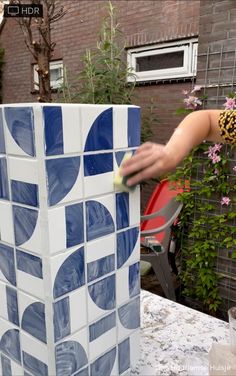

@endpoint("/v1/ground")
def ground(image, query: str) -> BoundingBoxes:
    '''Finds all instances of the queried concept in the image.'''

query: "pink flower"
[233,166,236,172]
[191,85,202,93]
[212,155,221,164]
[184,96,202,110]
[214,169,219,175]
[223,97,236,110]
[221,197,231,206]
[212,144,223,153]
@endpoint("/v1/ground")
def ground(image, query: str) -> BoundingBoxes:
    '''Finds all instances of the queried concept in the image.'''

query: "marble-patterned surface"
[132,290,230,376]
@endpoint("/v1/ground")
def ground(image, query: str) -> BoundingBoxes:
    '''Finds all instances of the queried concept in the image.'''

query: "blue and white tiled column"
[0,103,141,376]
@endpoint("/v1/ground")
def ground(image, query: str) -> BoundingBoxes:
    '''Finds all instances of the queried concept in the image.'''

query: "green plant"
[168,89,236,314]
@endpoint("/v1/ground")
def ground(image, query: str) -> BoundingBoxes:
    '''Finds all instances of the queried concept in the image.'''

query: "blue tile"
[117,227,139,268]
[129,262,140,298]
[89,312,116,342]
[115,151,126,167]
[46,156,81,206]
[53,247,85,299]
[1,354,11,376]
[118,296,140,330]
[87,254,115,283]
[86,200,115,241]
[74,367,89,376]
[4,107,35,156]
[84,108,113,151]
[53,297,70,342]
[116,192,129,230]
[13,206,38,247]
[0,109,5,153]
[23,351,48,376]
[21,302,46,343]
[55,340,88,376]
[0,328,21,364]
[11,180,38,207]
[66,203,84,248]
[118,338,130,374]
[128,108,140,147]
[84,153,113,176]
[43,106,63,156]
[16,250,42,279]
[0,243,16,286]
[90,347,116,376]
[88,274,116,310]
[0,157,9,200]
[6,286,19,326]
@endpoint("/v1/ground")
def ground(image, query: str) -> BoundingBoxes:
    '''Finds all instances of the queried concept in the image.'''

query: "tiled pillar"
[0,104,141,376]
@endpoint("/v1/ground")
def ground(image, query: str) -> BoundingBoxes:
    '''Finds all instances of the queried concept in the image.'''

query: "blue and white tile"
[0,282,19,326]
[117,263,141,307]
[16,250,44,299]
[0,157,9,200]
[118,337,130,375]
[21,331,48,376]
[46,156,83,206]
[18,292,46,344]
[53,287,87,343]
[85,195,115,242]
[87,274,116,322]
[51,245,85,299]
[0,319,21,364]
[0,201,14,244]
[0,354,24,376]
[90,346,118,376]
[81,105,113,152]
[55,328,88,376]
[0,243,16,286]
[118,296,140,341]
[13,205,41,253]
[86,234,115,283]
[89,311,116,361]
[83,152,113,197]
[116,227,140,269]
[3,106,35,157]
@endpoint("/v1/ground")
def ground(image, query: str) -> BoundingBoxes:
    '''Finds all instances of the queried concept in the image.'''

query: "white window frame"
[33,60,63,90]
[127,38,198,82]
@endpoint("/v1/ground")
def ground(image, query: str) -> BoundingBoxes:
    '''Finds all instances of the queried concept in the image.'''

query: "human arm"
[120,109,223,186]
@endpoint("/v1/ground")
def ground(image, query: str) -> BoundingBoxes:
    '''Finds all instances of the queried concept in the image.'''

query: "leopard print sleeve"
[219,110,236,145]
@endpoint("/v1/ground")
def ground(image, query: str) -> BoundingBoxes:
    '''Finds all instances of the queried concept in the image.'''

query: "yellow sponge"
[114,151,136,192]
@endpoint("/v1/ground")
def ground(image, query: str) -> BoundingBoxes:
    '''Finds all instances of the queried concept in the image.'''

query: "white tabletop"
[132,290,230,376]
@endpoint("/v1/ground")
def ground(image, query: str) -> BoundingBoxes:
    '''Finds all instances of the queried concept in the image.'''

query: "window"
[127,38,198,82]
[33,60,63,90]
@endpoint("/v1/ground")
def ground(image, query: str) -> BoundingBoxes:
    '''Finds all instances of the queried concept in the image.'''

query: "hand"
[120,142,176,186]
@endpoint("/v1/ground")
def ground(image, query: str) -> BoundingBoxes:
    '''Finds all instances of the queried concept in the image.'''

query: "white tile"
[113,106,128,149]
[129,187,140,226]
[87,286,111,323]
[84,171,114,198]
[116,268,129,306]
[21,331,49,365]
[129,330,140,368]
[62,106,82,154]
[18,290,40,325]
[86,234,115,263]
[70,286,87,333]
[89,327,116,361]
[10,360,24,376]
[4,121,30,157]
[59,163,83,204]
[48,207,66,255]
[0,201,14,244]
[8,157,39,184]
[17,270,44,300]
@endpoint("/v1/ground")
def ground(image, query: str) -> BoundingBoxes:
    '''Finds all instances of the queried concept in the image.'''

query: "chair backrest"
[141,179,185,247]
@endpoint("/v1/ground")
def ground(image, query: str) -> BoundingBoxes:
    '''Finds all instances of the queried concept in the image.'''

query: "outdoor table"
[132,290,230,375]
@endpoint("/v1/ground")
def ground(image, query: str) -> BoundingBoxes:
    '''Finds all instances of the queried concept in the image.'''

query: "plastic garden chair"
[140,181,184,301]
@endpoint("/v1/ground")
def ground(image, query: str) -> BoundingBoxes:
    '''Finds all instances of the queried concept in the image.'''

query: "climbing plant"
[168,87,236,314]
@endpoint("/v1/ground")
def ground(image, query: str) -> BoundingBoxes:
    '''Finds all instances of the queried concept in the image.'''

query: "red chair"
[141,179,185,301]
